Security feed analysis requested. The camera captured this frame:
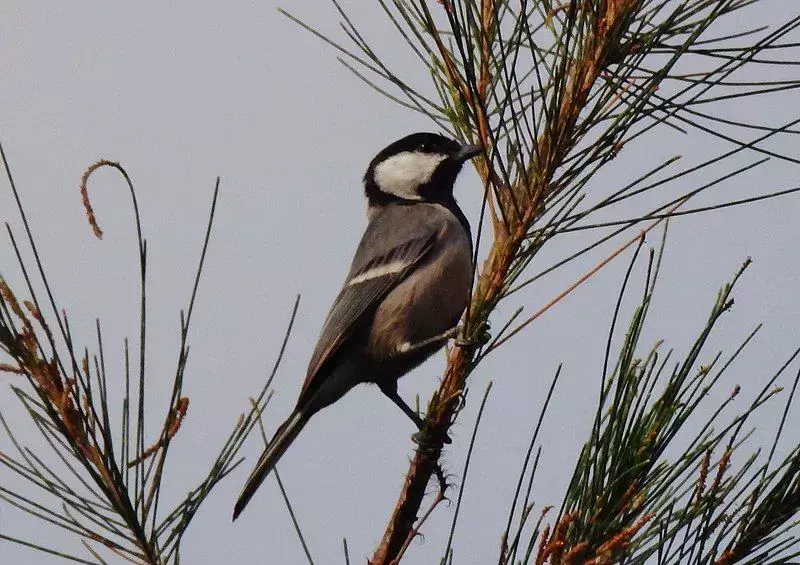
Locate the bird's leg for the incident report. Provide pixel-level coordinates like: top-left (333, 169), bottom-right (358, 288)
top-left (395, 323), bottom-right (492, 354)
top-left (378, 383), bottom-right (452, 445)
top-left (395, 326), bottom-right (460, 355)
top-left (380, 382), bottom-right (425, 429)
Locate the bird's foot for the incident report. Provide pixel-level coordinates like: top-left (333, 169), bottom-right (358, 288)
top-left (411, 426), bottom-right (452, 446)
top-left (453, 321), bottom-right (491, 348)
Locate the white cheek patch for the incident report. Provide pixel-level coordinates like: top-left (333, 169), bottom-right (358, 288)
top-left (374, 151), bottom-right (447, 200)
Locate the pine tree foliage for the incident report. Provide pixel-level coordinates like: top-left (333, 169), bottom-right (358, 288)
top-left (0, 159), bottom-right (300, 563)
top-left (498, 246), bottom-right (800, 564)
top-left (1, 1), bottom-right (800, 564)
top-left (286, 1), bottom-right (800, 562)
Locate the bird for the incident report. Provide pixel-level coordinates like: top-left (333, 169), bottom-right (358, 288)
top-left (232, 132), bottom-right (481, 520)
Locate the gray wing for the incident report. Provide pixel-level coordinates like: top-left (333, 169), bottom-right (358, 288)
top-left (298, 205), bottom-right (442, 405)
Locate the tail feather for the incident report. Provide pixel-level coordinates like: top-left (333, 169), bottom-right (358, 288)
top-left (232, 410), bottom-right (308, 521)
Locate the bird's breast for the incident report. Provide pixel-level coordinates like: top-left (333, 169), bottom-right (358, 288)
top-left (368, 218), bottom-right (472, 358)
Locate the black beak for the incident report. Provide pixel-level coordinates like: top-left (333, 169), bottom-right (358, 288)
top-left (455, 143), bottom-right (482, 163)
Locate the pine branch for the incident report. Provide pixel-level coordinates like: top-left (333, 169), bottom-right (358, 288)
top-left (372, 1), bottom-right (694, 560)
top-left (0, 144), bottom-right (303, 562)
top-left (287, 2), bottom-right (800, 563)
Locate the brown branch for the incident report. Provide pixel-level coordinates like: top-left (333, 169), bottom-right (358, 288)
top-left (391, 477), bottom-right (448, 564)
top-left (127, 397), bottom-right (189, 468)
top-left (370, 1), bottom-right (641, 562)
top-left (0, 362), bottom-right (26, 374)
top-left (80, 160), bottom-right (115, 239)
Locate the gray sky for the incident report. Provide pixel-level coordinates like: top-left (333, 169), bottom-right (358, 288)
top-left (1, 3), bottom-right (799, 564)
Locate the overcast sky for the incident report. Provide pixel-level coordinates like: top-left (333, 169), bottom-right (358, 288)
top-left (1, 3), bottom-right (799, 564)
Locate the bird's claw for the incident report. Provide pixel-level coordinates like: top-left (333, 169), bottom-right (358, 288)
top-left (411, 428), bottom-right (452, 446)
top-left (453, 321), bottom-right (491, 348)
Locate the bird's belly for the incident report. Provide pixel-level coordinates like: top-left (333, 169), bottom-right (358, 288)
top-left (367, 239), bottom-right (472, 367)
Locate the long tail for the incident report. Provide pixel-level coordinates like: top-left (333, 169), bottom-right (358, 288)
top-left (232, 410), bottom-right (309, 521)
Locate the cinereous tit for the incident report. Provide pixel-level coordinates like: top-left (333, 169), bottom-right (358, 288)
top-left (233, 132), bottom-right (481, 520)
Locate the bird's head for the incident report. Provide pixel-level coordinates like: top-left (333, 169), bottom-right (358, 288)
top-left (363, 132), bottom-right (481, 206)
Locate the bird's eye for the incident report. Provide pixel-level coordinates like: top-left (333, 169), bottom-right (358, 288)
top-left (419, 143), bottom-right (429, 152)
